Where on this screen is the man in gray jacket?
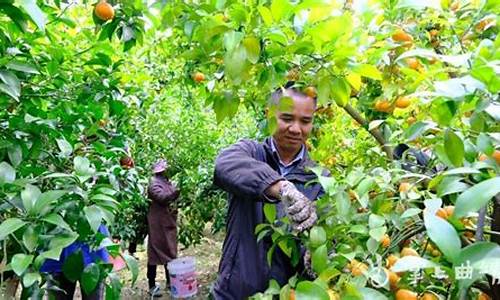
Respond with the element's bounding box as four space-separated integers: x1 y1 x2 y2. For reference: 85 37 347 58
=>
212 85 325 299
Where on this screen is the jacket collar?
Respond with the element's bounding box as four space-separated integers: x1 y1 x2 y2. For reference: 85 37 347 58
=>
263 137 317 182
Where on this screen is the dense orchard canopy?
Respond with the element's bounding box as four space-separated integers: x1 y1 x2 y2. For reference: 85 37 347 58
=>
0 0 499 299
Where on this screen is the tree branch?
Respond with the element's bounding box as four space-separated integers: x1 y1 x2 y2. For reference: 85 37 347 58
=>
342 104 393 159
476 206 487 241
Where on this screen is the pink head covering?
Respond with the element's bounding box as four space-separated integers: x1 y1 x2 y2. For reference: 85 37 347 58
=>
152 159 168 174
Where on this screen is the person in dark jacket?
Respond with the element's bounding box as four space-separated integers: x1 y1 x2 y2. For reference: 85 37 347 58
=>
212 85 324 299
146 159 180 297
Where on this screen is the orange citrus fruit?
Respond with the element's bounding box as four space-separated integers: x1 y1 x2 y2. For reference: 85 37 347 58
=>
392 29 413 42
95 0 114 21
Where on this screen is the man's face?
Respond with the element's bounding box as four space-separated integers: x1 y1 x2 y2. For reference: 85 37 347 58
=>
272 92 315 153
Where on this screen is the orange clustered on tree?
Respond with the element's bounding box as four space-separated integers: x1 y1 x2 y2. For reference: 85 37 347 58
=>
304 86 317 98
392 29 413 42
94 0 115 21
193 72 205 83
374 99 392 113
381 234 391 248
395 289 418 300
395 96 411 109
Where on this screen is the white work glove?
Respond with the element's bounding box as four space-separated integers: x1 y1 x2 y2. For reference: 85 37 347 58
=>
279 181 317 232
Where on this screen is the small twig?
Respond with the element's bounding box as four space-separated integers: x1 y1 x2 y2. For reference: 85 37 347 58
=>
46 2 75 25
343 104 393 159
476 206 487 241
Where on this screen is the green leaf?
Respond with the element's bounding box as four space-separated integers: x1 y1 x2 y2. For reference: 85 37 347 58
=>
223 30 244 52
318 266 341 283
242 37 260 64
34 190 68 216
350 224 368 234
49 233 78 250
295 281 329 300
11 254 34 276
0 218 26 240
81 263 100 295
395 49 438 62
404 121 436 141
84 205 104 233
263 203 277 223
0 4 27 31
56 138 73 158
442 167 480 176
368 214 385 228
6 61 39 74
22 226 39 252
397 0 442 10
21 184 41 214
454 177 500 218
19 0 47 31
455 242 500 290
74 156 94 176
62 251 84 282
477 133 494 155
356 177 375 196
312 244 328 274
317 75 331 106
401 208 421 219
270 0 292 22
358 288 389 300
22 272 41 287
309 226 326 248
0 83 20 100
352 64 382 80
42 213 72 231
0 68 21 99
391 256 439 272
105 273 122 300
444 130 464 167
41 248 63 261
369 226 387 241
224 45 247 82
0 161 16 184
122 254 139 286
331 77 350 107
437 177 469 197
424 210 461 263
7 144 22 167
258 6 273 26
335 191 350 220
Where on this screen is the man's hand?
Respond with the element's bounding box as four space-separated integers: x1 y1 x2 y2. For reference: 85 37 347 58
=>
278 181 317 232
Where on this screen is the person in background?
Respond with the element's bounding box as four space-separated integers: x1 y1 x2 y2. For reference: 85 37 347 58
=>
146 159 180 297
41 225 110 300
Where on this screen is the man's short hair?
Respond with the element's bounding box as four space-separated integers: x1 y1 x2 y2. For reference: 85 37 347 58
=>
268 81 317 108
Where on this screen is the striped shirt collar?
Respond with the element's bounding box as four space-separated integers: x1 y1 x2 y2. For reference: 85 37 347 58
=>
270 138 305 174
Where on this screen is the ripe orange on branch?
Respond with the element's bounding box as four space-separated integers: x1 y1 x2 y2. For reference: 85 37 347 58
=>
421 292 439 300
375 99 392 113
493 150 500 164
95 0 115 21
401 247 419 257
395 96 411 109
304 86 317 98
395 289 417 300
398 182 411 193
386 254 399 268
405 58 421 70
381 234 391 248
193 72 205 82
392 29 413 42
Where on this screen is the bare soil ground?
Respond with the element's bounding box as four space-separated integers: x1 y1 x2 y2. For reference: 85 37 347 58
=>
119 233 223 300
